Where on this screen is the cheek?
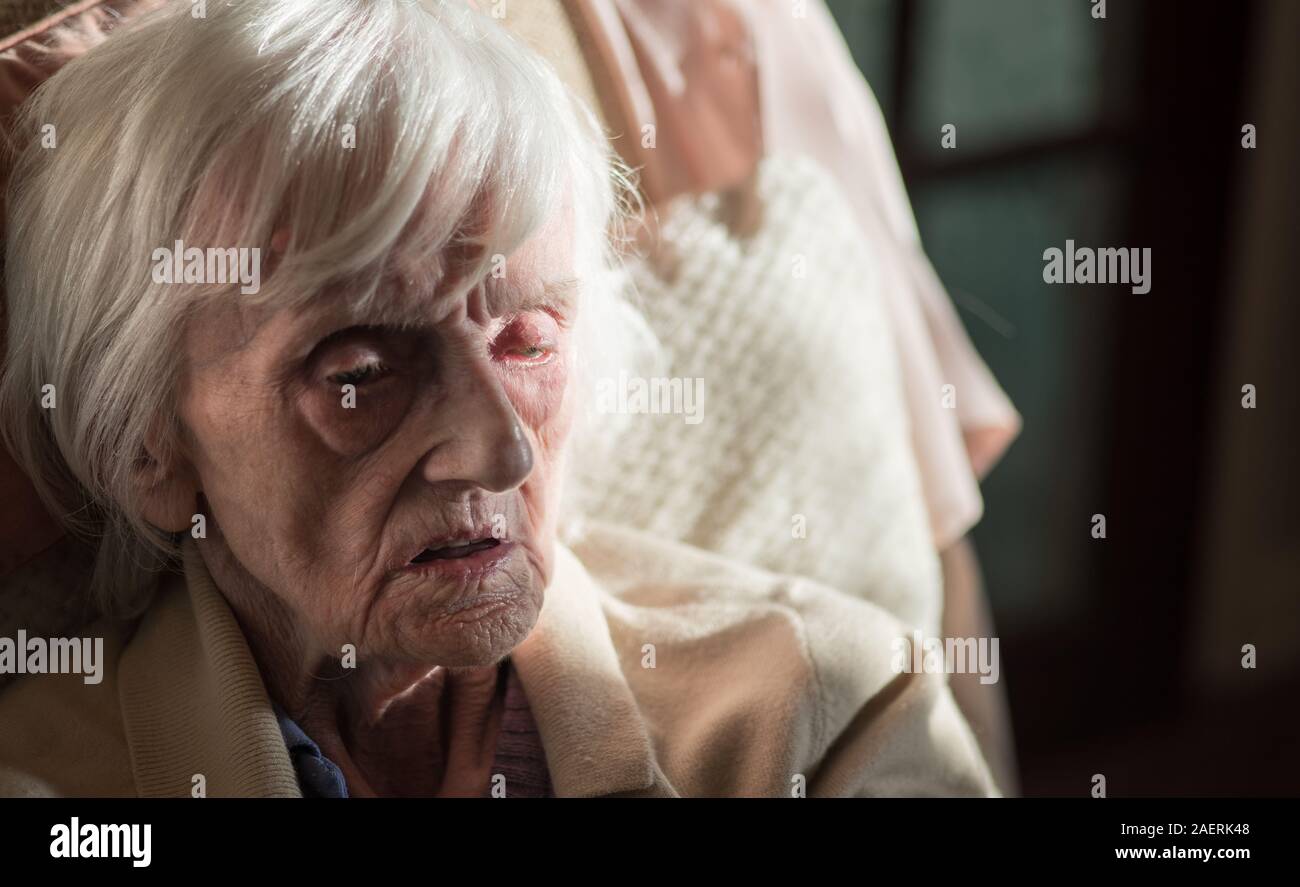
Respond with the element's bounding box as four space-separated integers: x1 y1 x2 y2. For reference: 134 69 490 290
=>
184 370 392 545
181 390 319 592
493 317 572 439
499 360 568 433
185 380 289 501
498 341 573 543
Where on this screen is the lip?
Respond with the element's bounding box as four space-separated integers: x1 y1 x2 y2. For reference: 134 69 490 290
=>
399 538 516 579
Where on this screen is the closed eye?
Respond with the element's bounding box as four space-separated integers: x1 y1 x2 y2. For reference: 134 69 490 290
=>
328 357 390 386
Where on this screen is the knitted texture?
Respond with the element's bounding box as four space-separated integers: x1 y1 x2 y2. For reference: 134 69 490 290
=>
571 155 942 633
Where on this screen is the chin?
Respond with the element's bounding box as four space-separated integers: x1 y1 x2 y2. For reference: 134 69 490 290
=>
379 556 546 667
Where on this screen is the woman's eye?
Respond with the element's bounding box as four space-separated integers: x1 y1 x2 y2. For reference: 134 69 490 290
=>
510 344 551 361
327 358 389 386
492 313 559 365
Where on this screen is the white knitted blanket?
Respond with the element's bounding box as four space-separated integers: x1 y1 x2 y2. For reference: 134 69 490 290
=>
569 154 942 634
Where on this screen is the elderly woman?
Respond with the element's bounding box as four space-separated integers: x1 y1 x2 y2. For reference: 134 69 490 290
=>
0 0 995 797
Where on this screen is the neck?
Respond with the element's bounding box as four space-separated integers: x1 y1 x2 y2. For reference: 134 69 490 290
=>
196 540 506 797
299 661 506 797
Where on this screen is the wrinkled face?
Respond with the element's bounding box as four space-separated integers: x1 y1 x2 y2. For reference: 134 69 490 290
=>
174 211 577 669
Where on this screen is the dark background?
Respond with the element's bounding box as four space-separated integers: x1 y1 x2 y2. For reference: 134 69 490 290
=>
826 0 1300 796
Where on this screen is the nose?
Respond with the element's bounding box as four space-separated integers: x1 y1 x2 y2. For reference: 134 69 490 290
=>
420 359 534 494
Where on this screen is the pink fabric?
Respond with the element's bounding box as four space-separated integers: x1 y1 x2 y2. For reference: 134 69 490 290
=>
599 0 1021 548
611 0 762 203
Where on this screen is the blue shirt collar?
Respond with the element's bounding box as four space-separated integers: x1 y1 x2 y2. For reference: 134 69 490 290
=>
272 702 349 798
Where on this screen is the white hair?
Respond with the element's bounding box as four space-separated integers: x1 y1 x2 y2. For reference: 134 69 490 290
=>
1 0 645 615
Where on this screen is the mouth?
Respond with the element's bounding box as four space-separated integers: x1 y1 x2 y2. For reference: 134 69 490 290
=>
400 535 514 578
408 538 501 564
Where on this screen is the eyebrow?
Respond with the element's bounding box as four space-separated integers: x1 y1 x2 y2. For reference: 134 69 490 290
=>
300 274 583 340
486 275 581 318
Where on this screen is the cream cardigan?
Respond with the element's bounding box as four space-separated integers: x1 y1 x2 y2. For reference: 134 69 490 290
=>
0 522 997 797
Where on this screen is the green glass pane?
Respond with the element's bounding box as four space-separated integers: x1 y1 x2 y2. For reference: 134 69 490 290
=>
823 0 897 121
912 153 1125 630
910 0 1105 152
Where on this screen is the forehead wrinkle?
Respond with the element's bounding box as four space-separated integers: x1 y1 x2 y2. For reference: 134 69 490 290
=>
348 268 467 328
373 284 454 327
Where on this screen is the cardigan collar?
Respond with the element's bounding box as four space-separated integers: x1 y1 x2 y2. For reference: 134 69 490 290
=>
115 538 669 797
510 542 671 796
